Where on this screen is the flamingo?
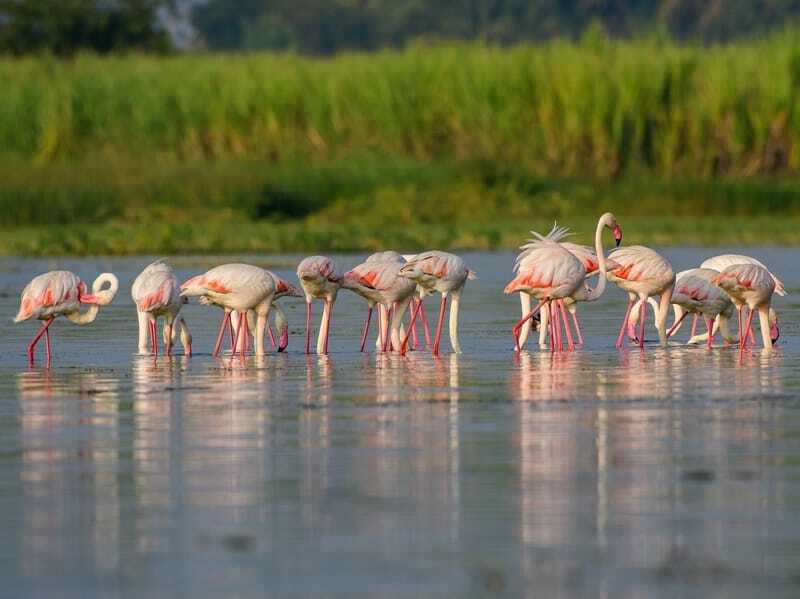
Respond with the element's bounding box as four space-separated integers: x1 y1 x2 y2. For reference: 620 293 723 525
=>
14 270 119 366
631 268 734 348
132 260 191 357
180 264 283 357
712 263 778 352
607 246 675 348
518 213 622 348
342 257 417 352
504 227 586 352
231 272 301 354
398 251 476 355
297 256 342 355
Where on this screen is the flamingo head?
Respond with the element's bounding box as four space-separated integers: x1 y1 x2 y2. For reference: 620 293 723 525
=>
274 278 302 299
769 308 780 344
275 307 289 352
599 212 622 247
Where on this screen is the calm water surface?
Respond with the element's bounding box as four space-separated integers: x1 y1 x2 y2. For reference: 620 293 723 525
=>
1 249 800 597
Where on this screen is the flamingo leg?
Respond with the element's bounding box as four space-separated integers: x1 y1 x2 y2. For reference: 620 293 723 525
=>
322 300 333 355
305 302 313 354
638 299 647 349
410 300 419 350
150 320 158 357
548 302 555 352
571 312 583 345
552 300 562 351
704 316 713 349
44 324 52 367
384 304 395 353
737 306 744 349
419 302 432 349
27 318 55 365
228 316 235 353
667 311 688 338
741 307 756 354
212 312 230 357
512 299 545 352
745 307 755 346
690 314 698 339
267 325 276 350
229 309 246 363
559 301 574 351
432 295 448 356
360 306 373 353
400 297 424 355
616 300 634 349
166 321 173 356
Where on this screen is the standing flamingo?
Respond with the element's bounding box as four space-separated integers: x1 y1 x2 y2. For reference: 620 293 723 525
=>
505 228 586 352
132 260 191 357
181 264 283 357
398 251 476 355
232 272 301 354
607 246 675 348
14 270 119 366
712 264 778 352
297 256 342 355
343 257 417 352
518 213 622 348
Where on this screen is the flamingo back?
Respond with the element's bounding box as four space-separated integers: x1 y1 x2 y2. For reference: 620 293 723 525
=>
399 251 471 292
15 271 84 322
701 254 786 296
505 245 585 298
132 260 181 313
608 245 675 286
712 263 775 299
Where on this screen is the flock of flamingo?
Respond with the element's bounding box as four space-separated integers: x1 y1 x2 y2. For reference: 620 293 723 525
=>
14 212 785 366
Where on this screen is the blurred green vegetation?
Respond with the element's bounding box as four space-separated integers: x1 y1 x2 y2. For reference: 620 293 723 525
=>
1 33 800 254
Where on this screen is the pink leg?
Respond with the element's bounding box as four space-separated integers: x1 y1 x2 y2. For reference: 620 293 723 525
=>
166 321 173 356
229 310 246 362
400 298 424 355
384 304 395 353
268 325 276 350
212 312 230 357
322 300 333 355
745 308 755 346
690 314 698 339
616 300 634 348
360 306 373 352
548 303 555 352
305 302 312 354
559 301 574 351
432 295 448 356
667 311 688 338
737 307 744 349
638 299 646 349
704 316 713 349
741 308 756 353
551 300 561 352
571 312 583 345
410 300 419 350
419 302 432 349
27 318 55 365
150 320 158 357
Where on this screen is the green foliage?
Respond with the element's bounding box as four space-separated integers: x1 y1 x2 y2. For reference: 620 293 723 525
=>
0 0 172 55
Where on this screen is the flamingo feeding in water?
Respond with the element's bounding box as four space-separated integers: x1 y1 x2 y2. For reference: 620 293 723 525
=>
343 255 417 352
607 245 675 348
132 260 191 357
230 272 301 354
14 270 119 366
297 256 342 355
181 264 286 357
505 227 586 352
517 213 622 348
398 251 476 355
712 263 778 352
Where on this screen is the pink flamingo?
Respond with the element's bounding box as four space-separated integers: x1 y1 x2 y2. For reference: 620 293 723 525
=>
231 272 301 354
297 256 342 355
14 270 119 366
712 264 778 352
505 226 586 352
607 246 675 348
132 260 191 357
343 256 417 352
518 213 622 348
181 264 286 357
398 251 476 355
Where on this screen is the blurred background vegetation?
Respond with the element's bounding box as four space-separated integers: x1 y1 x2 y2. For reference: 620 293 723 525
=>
1 1 799 254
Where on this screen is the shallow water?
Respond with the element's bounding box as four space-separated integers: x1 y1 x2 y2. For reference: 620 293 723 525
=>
1 249 800 598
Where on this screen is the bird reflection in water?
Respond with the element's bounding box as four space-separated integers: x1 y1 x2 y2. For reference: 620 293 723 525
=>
17 369 121 581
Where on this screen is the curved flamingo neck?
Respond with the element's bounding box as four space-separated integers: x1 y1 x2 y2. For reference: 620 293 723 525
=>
584 217 608 302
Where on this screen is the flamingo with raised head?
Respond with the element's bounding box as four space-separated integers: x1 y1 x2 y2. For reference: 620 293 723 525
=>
518 213 622 348
398 251 476 355
181 264 283 357
505 227 586 352
607 246 675 348
343 256 417 352
297 256 342 355
14 270 119 366
132 260 191 357
712 263 778 352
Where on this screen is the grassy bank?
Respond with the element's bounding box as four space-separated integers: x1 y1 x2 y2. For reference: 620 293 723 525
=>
2 34 800 254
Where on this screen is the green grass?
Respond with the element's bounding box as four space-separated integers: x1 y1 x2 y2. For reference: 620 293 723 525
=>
2 33 800 254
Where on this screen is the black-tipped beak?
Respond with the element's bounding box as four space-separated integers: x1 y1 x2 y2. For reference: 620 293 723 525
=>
613 225 623 247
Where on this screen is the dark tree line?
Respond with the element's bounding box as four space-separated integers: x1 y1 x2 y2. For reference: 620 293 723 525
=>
192 0 800 53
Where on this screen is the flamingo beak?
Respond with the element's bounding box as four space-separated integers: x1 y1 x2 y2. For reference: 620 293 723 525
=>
771 322 780 344
613 225 623 247
278 328 289 352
